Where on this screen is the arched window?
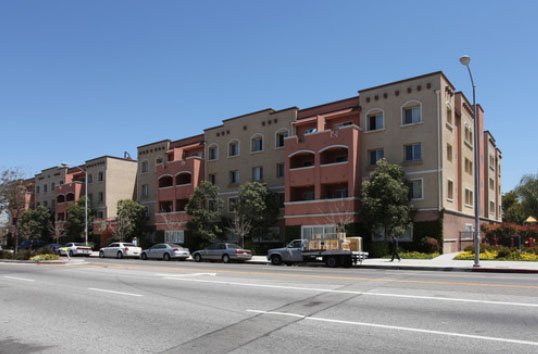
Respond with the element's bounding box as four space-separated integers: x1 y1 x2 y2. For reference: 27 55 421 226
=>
401 100 422 125
228 140 240 157
158 176 173 188
251 134 263 152
175 172 192 185
66 193 75 202
366 109 384 131
57 195 65 203
275 129 289 148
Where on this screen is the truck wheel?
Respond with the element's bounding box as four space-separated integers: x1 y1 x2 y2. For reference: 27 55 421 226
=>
271 255 283 266
325 256 338 268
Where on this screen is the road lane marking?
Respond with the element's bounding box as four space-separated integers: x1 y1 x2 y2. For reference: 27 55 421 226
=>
157 273 217 277
88 288 143 297
81 262 538 290
4 276 35 282
166 278 538 308
246 310 538 347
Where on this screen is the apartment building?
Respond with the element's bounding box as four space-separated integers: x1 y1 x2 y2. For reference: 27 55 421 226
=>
154 135 204 243
35 165 69 210
85 156 137 239
54 167 85 237
204 107 298 239
284 71 501 253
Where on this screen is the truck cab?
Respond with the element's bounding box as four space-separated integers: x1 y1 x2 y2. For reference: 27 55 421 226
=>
267 239 304 265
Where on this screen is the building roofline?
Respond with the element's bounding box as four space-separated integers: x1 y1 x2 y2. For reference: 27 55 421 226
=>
170 134 205 147
137 139 171 149
359 71 455 93
204 106 298 131
298 96 360 113
85 155 137 164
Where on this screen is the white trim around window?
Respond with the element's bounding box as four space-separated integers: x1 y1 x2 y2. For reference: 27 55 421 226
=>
227 139 240 158
208 144 219 161
250 133 264 153
401 100 423 126
365 108 385 132
409 178 424 200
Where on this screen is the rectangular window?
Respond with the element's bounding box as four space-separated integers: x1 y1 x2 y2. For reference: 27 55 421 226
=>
446 107 453 126
465 189 473 206
447 144 453 162
142 184 149 198
251 136 263 152
165 230 185 244
44 184 48 193
447 180 454 201
489 178 494 190
141 161 148 173
277 193 285 208
209 174 216 185
51 182 55 191
409 179 423 199
465 158 473 175
403 106 421 124
404 143 422 161
367 112 384 131
228 197 238 212
97 211 104 219
98 172 104 182
252 166 263 181
229 142 239 157
464 126 473 145
369 148 384 165
489 155 495 170
229 170 240 184
36 186 40 194
489 201 495 214
276 163 285 178
98 192 104 203
276 131 288 148
208 146 218 160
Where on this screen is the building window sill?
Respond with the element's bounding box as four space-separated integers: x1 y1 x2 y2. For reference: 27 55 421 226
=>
401 121 424 128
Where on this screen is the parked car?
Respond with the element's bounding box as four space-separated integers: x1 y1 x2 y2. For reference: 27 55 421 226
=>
192 243 252 263
19 240 47 250
140 243 190 261
99 242 142 259
58 243 92 257
41 243 62 254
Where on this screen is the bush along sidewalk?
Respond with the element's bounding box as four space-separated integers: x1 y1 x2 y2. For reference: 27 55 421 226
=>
382 251 440 259
454 244 538 261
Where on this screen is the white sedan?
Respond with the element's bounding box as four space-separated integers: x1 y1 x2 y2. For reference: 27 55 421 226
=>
99 242 142 259
58 243 92 257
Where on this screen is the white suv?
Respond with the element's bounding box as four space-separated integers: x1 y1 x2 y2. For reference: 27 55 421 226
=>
99 242 142 259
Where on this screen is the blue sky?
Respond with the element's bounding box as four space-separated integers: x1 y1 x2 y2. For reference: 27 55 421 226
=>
0 0 536 191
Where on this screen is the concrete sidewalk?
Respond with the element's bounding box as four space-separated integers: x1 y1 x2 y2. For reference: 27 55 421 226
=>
247 253 538 273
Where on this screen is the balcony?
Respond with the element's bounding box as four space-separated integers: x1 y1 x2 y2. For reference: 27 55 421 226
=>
285 197 359 226
55 182 84 214
156 157 203 202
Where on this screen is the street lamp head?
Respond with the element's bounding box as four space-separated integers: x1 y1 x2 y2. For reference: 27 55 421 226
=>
459 55 471 66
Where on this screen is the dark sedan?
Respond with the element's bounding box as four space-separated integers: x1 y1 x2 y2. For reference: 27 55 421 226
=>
191 243 252 263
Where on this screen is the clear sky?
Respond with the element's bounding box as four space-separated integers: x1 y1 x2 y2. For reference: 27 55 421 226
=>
0 0 536 191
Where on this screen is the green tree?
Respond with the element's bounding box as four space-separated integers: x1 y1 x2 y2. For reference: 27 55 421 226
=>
18 205 53 241
113 200 146 242
502 190 525 224
0 168 30 252
186 181 223 245
235 182 279 245
516 173 538 219
64 197 93 242
360 159 412 239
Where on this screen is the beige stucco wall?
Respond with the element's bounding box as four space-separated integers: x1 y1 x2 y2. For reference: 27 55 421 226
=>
86 157 137 219
35 166 68 210
359 73 442 211
204 108 297 214
136 140 170 224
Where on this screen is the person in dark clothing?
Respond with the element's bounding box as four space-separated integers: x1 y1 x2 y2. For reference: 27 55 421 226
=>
390 236 401 262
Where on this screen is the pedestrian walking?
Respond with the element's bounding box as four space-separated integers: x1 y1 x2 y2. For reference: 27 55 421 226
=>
132 237 138 247
390 235 400 262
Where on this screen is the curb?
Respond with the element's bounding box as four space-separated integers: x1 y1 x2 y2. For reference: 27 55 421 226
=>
356 264 538 274
0 259 86 265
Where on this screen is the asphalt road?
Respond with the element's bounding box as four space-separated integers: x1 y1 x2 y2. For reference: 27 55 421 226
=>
1 258 538 354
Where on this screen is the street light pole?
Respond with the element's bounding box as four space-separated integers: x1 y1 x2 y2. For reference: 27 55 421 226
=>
459 55 480 268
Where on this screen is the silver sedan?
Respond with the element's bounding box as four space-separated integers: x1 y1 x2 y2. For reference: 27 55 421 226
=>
140 243 190 261
191 243 252 263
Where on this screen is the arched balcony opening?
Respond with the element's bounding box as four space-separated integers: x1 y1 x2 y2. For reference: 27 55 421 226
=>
66 193 75 202
57 195 65 203
159 176 173 188
320 146 348 165
290 152 315 169
175 173 192 185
